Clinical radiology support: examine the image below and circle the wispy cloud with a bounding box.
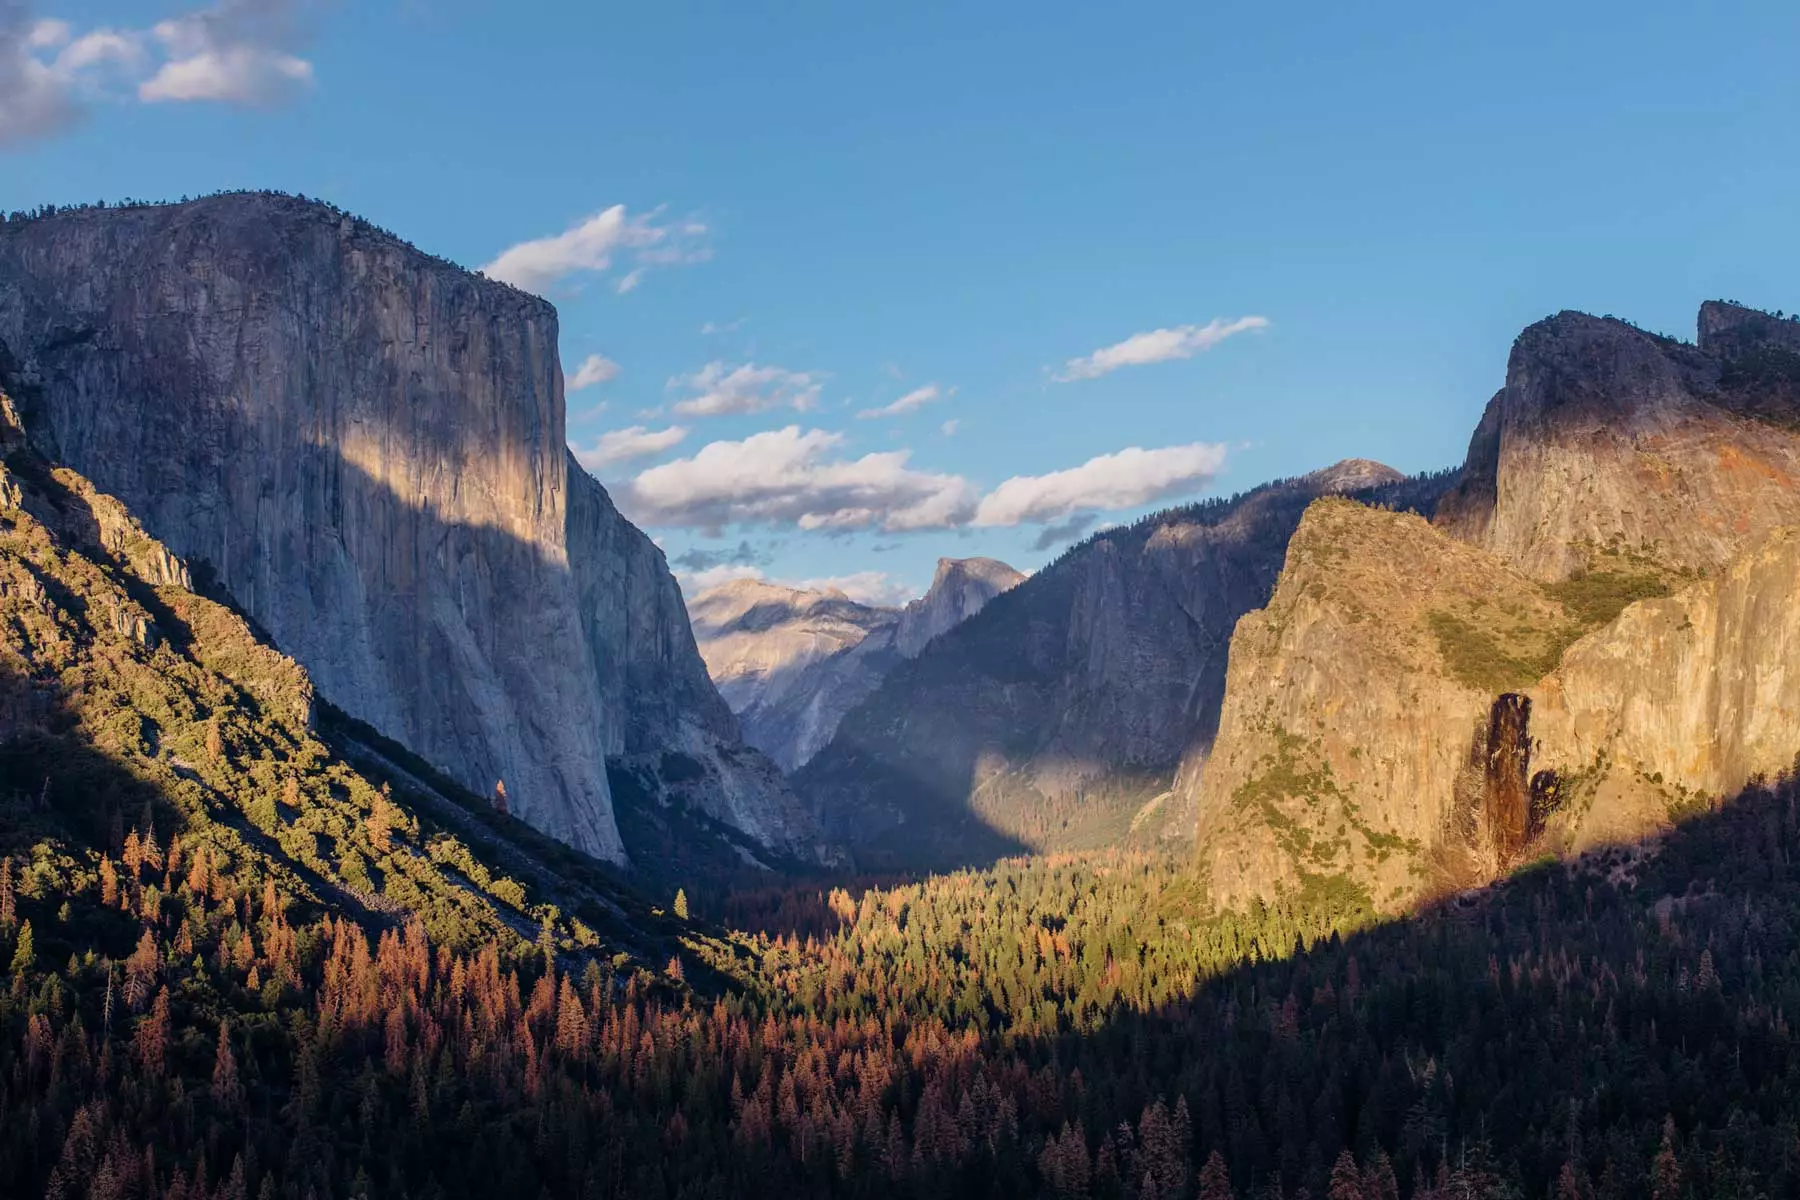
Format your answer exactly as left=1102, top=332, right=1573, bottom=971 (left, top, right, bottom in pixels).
left=793, top=571, right=914, bottom=607
left=482, top=205, right=708, bottom=296
left=672, top=539, right=772, bottom=574
left=570, top=424, right=688, bottom=471
left=679, top=563, right=768, bottom=593
left=568, top=353, right=620, bottom=392
left=1053, top=316, right=1268, bottom=382
left=974, top=443, right=1228, bottom=526
left=857, top=383, right=946, bottom=420
left=940, top=418, right=960, bottom=437
left=1030, top=513, right=1097, bottom=551
left=620, top=426, right=978, bottom=536
left=139, top=0, right=316, bottom=105
left=1, top=0, right=315, bottom=148
left=676, top=563, right=914, bottom=608
left=700, top=318, right=746, bottom=335
left=669, top=362, right=823, bottom=418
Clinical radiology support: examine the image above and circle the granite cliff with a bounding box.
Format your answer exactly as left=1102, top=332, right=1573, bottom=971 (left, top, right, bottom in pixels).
left=1194, top=302, right=1800, bottom=912
left=0, top=194, right=819, bottom=869
left=690, top=557, right=1021, bottom=772
left=1436, top=303, right=1800, bottom=579
left=795, top=461, right=1450, bottom=868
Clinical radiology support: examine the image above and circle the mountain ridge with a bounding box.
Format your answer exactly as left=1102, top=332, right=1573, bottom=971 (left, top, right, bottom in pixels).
left=691, top=556, right=1023, bottom=772
left=1195, top=300, right=1800, bottom=911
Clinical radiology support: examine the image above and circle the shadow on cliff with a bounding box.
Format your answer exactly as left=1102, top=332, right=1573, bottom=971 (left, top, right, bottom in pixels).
left=741, top=763, right=1800, bottom=1199
left=0, top=334, right=810, bottom=882
left=793, top=470, right=1463, bottom=878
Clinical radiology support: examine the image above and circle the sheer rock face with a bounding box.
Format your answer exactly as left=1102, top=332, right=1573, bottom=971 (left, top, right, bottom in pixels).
left=563, top=463, right=820, bottom=855
left=1529, top=526, right=1800, bottom=847
left=0, top=194, right=816, bottom=866
left=690, top=557, right=1022, bottom=772
left=891, top=557, right=1025, bottom=658
left=1197, top=302, right=1800, bottom=911
left=794, top=460, right=1437, bottom=869
left=1435, top=305, right=1800, bottom=580
left=1188, top=500, right=1562, bottom=910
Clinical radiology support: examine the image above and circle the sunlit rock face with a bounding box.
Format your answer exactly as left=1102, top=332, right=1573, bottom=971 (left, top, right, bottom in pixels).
left=1186, top=500, right=1562, bottom=911
left=793, top=460, right=1450, bottom=870
left=1528, top=525, right=1800, bottom=848
left=690, top=557, right=1023, bottom=773
left=1194, top=302, right=1800, bottom=912
left=0, top=194, right=820, bottom=867
left=1436, top=304, right=1800, bottom=581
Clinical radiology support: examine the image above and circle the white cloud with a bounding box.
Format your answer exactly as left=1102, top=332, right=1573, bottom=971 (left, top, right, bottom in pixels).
left=1, top=0, right=315, bottom=149
left=571, top=425, right=688, bottom=471
left=857, top=383, right=945, bottom=420
left=700, top=318, right=746, bottom=335
left=25, top=17, right=68, bottom=48
left=675, top=564, right=914, bottom=608
left=620, top=426, right=978, bottom=535
left=482, top=205, right=708, bottom=296
left=568, top=353, right=620, bottom=392
left=940, top=418, right=960, bottom=436
left=679, top=564, right=767, bottom=593
left=793, top=571, right=914, bottom=607
left=139, top=0, right=315, bottom=106
left=669, top=362, right=823, bottom=418
left=58, top=29, right=144, bottom=75
left=974, top=442, right=1228, bottom=526
left=1053, top=316, right=1268, bottom=382
left=0, top=6, right=80, bottom=145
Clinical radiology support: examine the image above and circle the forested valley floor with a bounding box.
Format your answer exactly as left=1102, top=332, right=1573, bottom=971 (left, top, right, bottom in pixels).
left=7, top=756, right=1800, bottom=1200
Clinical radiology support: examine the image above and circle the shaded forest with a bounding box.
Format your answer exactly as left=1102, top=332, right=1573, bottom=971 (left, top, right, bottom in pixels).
left=6, top=757, right=1800, bottom=1198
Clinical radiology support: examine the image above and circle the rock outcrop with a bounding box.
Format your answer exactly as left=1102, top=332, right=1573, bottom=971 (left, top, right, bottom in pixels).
left=690, top=557, right=1022, bottom=772
left=1435, top=305, right=1800, bottom=580
left=1529, top=525, right=1800, bottom=847
left=795, top=461, right=1448, bottom=869
left=0, top=194, right=818, bottom=868
left=891, top=557, right=1025, bottom=658
left=1188, top=499, right=1578, bottom=910
left=1196, top=302, right=1800, bottom=912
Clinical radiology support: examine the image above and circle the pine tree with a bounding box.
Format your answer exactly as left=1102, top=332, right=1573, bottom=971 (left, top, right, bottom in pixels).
left=135, top=987, right=171, bottom=1078
left=8, top=918, right=32, bottom=975
left=213, top=1022, right=243, bottom=1108
left=0, top=856, right=15, bottom=930
left=1329, top=1150, right=1368, bottom=1200
left=674, top=888, right=690, bottom=920
left=1651, top=1118, right=1681, bottom=1200
left=1198, top=1150, right=1235, bottom=1200
left=1364, top=1150, right=1399, bottom=1200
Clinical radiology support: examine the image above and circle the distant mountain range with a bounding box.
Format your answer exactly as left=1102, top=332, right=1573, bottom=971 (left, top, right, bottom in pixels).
left=788, top=459, right=1451, bottom=868
left=690, top=557, right=1023, bottom=772
left=718, top=301, right=1800, bottom=903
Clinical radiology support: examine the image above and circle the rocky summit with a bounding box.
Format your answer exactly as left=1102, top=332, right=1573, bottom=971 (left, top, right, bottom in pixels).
left=0, top=194, right=819, bottom=870
left=691, top=557, right=1022, bottom=772
left=1194, top=301, right=1800, bottom=912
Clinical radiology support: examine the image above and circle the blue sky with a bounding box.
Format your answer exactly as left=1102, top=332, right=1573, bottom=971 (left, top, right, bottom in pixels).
left=5, top=1, right=1799, bottom=605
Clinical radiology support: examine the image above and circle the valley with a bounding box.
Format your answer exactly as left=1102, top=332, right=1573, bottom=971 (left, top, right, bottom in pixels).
left=2, top=193, right=1799, bottom=1200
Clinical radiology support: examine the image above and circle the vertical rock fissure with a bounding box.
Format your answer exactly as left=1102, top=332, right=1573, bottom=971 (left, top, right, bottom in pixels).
left=1484, top=693, right=1532, bottom=866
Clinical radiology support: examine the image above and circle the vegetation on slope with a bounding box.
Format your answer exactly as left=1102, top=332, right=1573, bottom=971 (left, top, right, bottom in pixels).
left=6, top=395, right=1800, bottom=1199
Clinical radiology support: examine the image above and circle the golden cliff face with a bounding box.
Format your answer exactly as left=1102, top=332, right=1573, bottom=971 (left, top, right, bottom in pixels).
left=1190, top=500, right=1568, bottom=911
left=1195, top=303, right=1800, bottom=913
